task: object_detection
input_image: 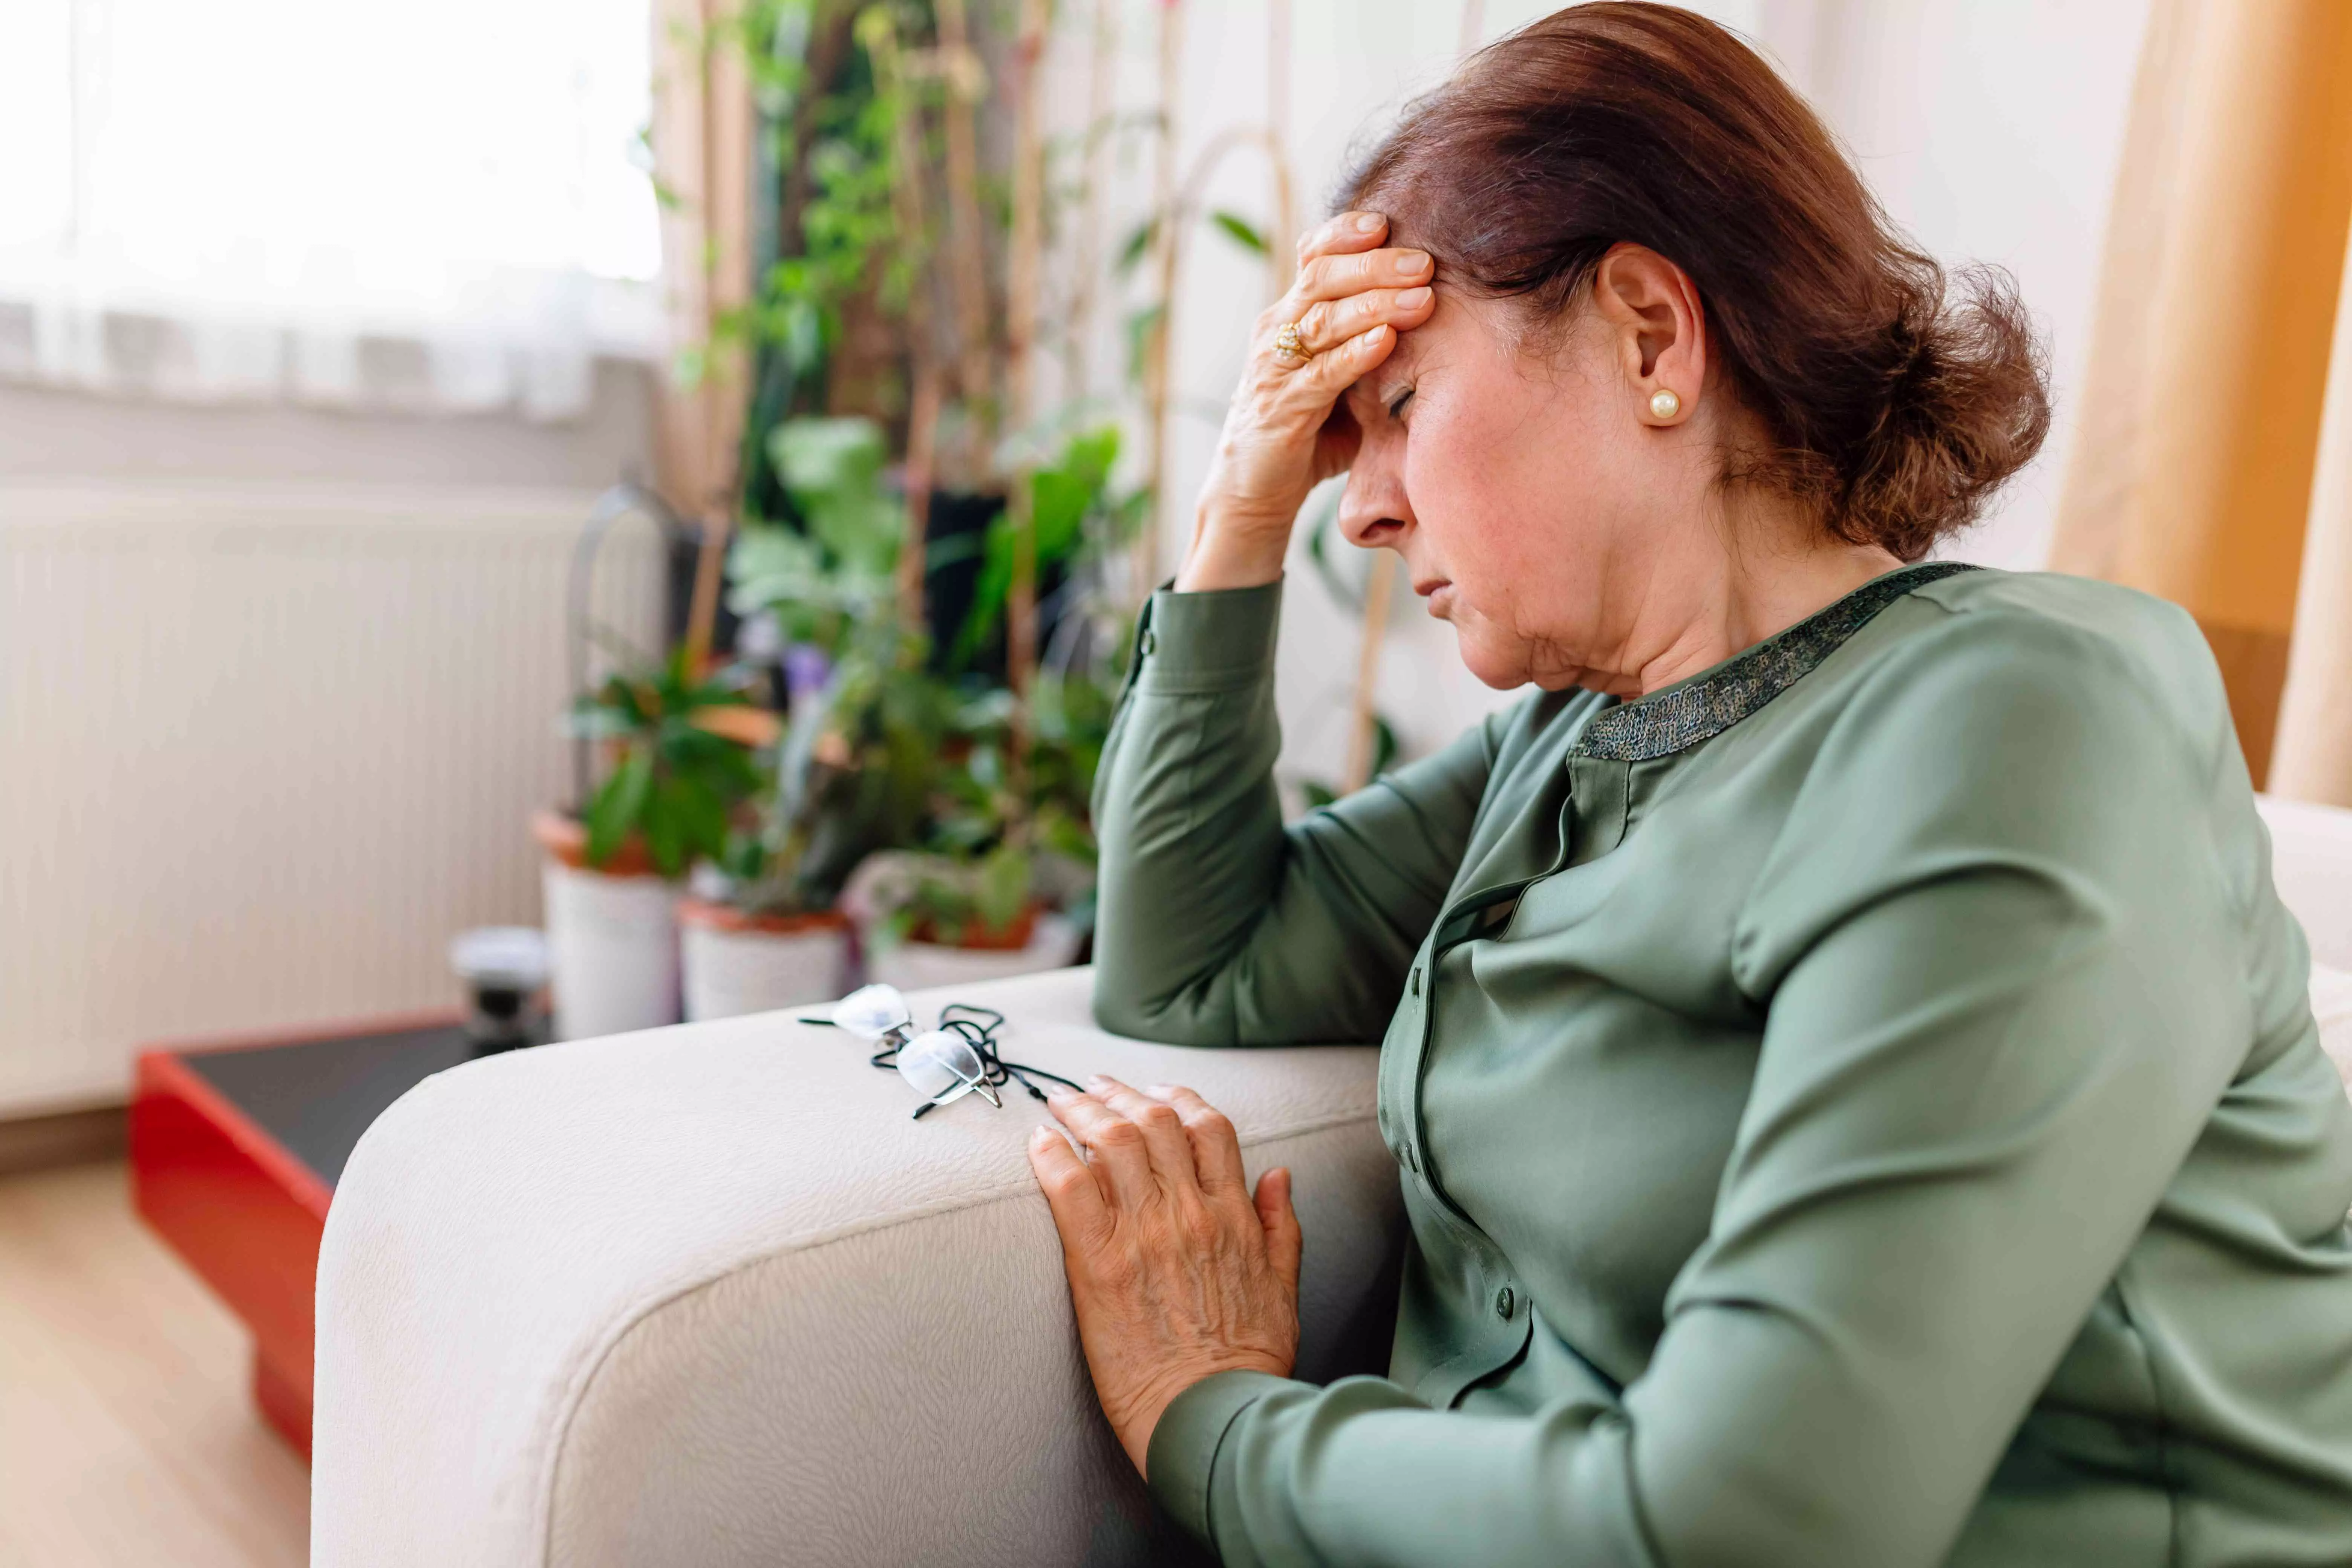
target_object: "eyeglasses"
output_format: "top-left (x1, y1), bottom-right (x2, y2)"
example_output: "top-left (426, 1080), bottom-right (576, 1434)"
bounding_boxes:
top-left (806, 983), bottom-right (1084, 1119)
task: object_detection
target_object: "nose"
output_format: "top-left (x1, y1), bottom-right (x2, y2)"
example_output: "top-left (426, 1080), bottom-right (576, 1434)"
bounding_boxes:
top-left (1337, 432), bottom-right (1413, 551)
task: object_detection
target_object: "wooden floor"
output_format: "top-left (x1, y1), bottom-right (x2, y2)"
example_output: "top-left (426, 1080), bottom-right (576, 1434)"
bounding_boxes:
top-left (0, 1161), bottom-right (308, 1568)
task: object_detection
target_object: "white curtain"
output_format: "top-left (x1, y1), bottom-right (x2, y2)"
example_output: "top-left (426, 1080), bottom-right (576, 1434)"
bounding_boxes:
top-left (0, 0), bottom-right (663, 421)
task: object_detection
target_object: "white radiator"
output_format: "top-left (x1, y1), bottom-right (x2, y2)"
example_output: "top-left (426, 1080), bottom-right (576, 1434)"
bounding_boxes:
top-left (0, 481), bottom-right (666, 1115)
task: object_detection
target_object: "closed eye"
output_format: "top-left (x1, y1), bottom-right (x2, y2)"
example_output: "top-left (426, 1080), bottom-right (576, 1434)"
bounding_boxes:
top-left (1387, 386), bottom-right (1415, 420)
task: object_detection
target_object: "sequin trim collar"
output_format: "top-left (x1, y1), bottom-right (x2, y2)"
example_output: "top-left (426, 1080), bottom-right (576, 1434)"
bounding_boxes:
top-left (1572, 561), bottom-right (1979, 763)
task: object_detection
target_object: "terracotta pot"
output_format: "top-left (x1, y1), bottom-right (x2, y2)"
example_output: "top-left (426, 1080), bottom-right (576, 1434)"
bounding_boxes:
top-left (531, 809), bottom-right (661, 876)
top-left (532, 810), bottom-right (681, 1041)
top-left (676, 898), bottom-right (851, 1022)
top-left (905, 904), bottom-right (1038, 952)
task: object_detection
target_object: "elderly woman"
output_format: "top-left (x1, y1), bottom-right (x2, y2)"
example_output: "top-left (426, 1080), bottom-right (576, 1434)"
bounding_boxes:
top-left (1023, 6), bottom-right (2352, 1565)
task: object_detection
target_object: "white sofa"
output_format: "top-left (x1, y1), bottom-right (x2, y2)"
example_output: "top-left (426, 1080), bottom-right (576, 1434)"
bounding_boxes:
top-left (312, 798), bottom-right (2352, 1568)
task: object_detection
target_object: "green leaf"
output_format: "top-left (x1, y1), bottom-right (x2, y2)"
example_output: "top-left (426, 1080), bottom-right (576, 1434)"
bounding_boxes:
top-left (953, 518), bottom-right (1017, 663)
top-left (662, 771), bottom-right (732, 868)
top-left (771, 415), bottom-right (887, 496)
top-left (976, 842), bottom-right (1031, 931)
top-left (584, 747), bottom-right (654, 868)
top-left (642, 795), bottom-right (688, 879)
top-left (780, 295), bottom-right (824, 382)
top-left (1124, 303), bottom-right (1166, 384)
top-left (1028, 425), bottom-right (1119, 559)
top-left (754, 417), bottom-right (905, 583)
top-left (1116, 216), bottom-right (1160, 276)
top-left (810, 492), bottom-right (903, 577)
top-left (1208, 209), bottom-right (1269, 255)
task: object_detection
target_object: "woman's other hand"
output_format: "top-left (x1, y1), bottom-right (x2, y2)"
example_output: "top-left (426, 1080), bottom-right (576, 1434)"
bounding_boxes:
top-left (1177, 212), bottom-right (1436, 591)
top-left (1027, 1076), bottom-right (1303, 1477)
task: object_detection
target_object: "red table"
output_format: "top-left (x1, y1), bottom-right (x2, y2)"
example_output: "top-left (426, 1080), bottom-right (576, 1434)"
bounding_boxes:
top-left (129, 1013), bottom-right (477, 1458)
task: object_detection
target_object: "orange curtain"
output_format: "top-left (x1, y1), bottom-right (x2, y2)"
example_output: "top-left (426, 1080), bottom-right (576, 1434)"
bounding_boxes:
top-left (2049, 0), bottom-right (2352, 786)
top-left (649, 0), bottom-right (754, 655)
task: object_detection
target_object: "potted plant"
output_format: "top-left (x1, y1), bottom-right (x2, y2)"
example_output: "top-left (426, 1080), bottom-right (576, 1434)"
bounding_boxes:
top-left (680, 416), bottom-right (940, 1017)
top-left (842, 657), bottom-right (1113, 990)
top-left (538, 649), bottom-right (770, 1039)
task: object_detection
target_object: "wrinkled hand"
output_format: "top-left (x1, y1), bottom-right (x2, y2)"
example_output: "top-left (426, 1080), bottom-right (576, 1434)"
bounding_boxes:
top-left (1178, 211), bottom-right (1436, 590)
top-left (1028, 1076), bottom-right (1303, 1477)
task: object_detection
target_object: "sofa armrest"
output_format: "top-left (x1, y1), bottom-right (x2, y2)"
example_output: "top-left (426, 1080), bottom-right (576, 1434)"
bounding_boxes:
top-left (311, 966), bottom-right (1400, 1568)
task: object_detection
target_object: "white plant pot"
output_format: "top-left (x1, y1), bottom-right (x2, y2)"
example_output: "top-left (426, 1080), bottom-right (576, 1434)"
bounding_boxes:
top-left (863, 912), bottom-right (1083, 994)
top-left (534, 813), bottom-right (680, 1041)
top-left (541, 859), bottom-right (681, 1040)
top-left (678, 902), bottom-right (851, 1022)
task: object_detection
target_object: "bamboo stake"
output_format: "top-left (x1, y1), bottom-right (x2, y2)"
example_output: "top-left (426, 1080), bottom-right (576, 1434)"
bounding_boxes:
top-left (870, 15), bottom-right (941, 635)
top-left (1136, 0), bottom-right (1185, 609)
top-left (1062, 0), bottom-right (1120, 401)
top-left (1006, 0), bottom-right (1049, 717)
top-left (682, 0), bottom-right (755, 672)
top-left (900, 373), bottom-right (942, 634)
top-left (1268, 0), bottom-right (1296, 267)
top-left (933, 0), bottom-right (996, 434)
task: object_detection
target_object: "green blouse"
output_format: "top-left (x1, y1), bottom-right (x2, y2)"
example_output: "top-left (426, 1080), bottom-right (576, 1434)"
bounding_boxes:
top-left (1090, 563), bottom-right (2352, 1567)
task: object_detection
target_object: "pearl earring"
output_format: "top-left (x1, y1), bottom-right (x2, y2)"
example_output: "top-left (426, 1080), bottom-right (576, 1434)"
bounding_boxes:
top-left (1649, 388), bottom-right (1681, 421)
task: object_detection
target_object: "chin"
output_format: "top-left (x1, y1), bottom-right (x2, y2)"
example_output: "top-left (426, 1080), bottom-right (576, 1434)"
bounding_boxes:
top-left (1452, 628), bottom-right (1532, 692)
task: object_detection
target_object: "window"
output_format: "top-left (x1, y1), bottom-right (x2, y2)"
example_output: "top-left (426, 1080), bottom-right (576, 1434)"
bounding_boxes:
top-left (0, 0), bottom-right (663, 418)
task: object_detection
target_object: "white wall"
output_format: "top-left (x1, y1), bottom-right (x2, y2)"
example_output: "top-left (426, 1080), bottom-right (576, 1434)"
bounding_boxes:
top-left (0, 358), bottom-right (656, 487)
top-left (1131, 0), bottom-right (2148, 779)
top-left (1765, 0), bottom-right (2151, 574)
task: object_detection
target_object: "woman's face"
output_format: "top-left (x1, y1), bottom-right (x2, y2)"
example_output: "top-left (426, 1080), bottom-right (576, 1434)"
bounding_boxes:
top-left (1333, 273), bottom-right (1718, 696)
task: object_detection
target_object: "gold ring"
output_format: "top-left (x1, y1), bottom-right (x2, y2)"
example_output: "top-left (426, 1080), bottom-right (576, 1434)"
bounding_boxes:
top-left (1273, 321), bottom-right (1310, 364)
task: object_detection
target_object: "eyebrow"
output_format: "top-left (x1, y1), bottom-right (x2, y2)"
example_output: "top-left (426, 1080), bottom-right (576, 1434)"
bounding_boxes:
top-left (1357, 339), bottom-right (1421, 414)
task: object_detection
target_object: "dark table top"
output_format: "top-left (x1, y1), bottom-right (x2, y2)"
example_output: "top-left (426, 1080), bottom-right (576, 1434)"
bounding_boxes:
top-left (179, 1025), bottom-right (489, 1189)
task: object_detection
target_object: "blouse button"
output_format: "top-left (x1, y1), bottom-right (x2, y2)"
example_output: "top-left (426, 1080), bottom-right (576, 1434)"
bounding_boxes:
top-left (1494, 1286), bottom-right (1516, 1320)
top-left (1139, 628), bottom-right (1158, 656)
top-left (1410, 968), bottom-right (1422, 997)
top-left (1402, 1144), bottom-right (1420, 1174)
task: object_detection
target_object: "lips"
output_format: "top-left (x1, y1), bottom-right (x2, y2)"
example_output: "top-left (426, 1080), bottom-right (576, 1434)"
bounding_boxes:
top-left (1413, 577), bottom-right (1448, 597)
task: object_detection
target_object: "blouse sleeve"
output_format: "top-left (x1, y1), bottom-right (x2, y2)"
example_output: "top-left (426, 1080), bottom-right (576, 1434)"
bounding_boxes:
top-left (1089, 577), bottom-right (1494, 1047)
top-left (1147, 606), bottom-right (2258, 1567)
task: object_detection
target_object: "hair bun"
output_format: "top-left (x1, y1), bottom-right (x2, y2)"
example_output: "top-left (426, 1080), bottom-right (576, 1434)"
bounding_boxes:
top-left (1841, 261), bottom-right (2051, 561)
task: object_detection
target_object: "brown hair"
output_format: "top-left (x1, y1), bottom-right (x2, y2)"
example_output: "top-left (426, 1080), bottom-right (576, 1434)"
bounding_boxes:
top-left (1336, 2), bottom-right (2049, 561)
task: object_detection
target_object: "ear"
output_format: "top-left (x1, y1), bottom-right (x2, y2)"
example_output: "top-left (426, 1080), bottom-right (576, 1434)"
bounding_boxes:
top-left (1590, 243), bottom-right (1707, 426)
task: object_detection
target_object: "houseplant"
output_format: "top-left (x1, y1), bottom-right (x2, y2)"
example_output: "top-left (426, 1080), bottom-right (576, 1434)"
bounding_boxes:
top-left (538, 649), bottom-right (770, 1038)
top-left (681, 414), bottom-right (943, 1018)
top-left (686, 5), bottom-right (1149, 1000)
top-left (844, 663), bottom-right (1109, 990)
top-left (843, 425), bottom-right (1128, 988)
